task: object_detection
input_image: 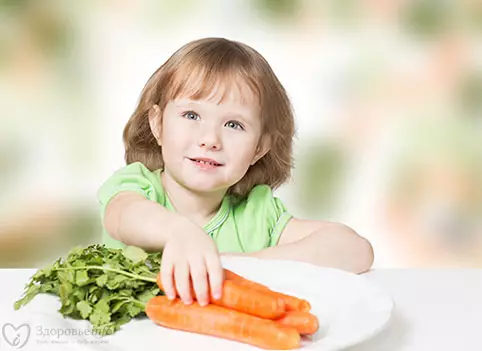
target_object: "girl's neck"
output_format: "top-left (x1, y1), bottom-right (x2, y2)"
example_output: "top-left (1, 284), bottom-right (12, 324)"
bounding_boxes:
top-left (160, 170), bottom-right (227, 228)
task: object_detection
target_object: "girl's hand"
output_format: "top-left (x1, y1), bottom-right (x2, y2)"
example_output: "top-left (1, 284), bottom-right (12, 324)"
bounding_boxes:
top-left (160, 221), bottom-right (223, 306)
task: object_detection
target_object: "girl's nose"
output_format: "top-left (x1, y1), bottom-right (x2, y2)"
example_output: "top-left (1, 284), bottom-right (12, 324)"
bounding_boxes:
top-left (197, 127), bottom-right (222, 150)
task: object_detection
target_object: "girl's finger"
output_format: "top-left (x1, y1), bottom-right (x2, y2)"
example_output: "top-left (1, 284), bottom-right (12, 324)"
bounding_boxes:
top-left (174, 261), bottom-right (192, 304)
top-left (205, 253), bottom-right (224, 300)
top-left (190, 261), bottom-right (209, 306)
top-left (160, 253), bottom-right (175, 300)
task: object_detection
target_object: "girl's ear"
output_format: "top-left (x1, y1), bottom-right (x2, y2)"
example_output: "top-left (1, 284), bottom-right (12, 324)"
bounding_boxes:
top-left (148, 105), bottom-right (162, 146)
top-left (251, 135), bottom-right (271, 165)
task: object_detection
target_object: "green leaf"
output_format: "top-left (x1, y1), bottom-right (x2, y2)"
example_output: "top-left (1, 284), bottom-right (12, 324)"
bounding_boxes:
top-left (111, 299), bottom-right (129, 313)
top-left (126, 304), bottom-right (142, 317)
top-left (123, 246), bottom-right (148, 263)
top-left (106, 275), bottom-right (128, 290)
top-left (60, 302), bottom-right (76, 315)
top-left (87, 285), bottom-right (102, 304)
top-left (75, 270), bottom-right (90, 286)
top-left (115, 314), bottom-right (133, 326)
top-left (137, 287), bottom-right (160, 303)
top-left (95, 298), bottom-right (110, 313)
top-left (58, 270), bottom-right (75, 283)
top-left (72, 287), bottom-right (87, 301)
top-left (76, 301), bottom-right (93, 319)
top-left (89, 307), bottom-right (111, 326)
top-left (72, 259), bottom-right (87, 267)
top-left (88, 291), bottom-right (100, 304)
top-left (14, 285), bottom-right (40, 310)
top-left (101, 290), bottom-right (112, 300)
top-left (93, 322), bottom-right (118, 336)
top-left (59, 282), bottom-right (73, 303)
top-left (40, 282), bottom-right (58, 294)
top-left (41, 263), bottom-right (55, 278)
top-left (122, 279), bottom-right (144, 289)
top-left (116, 289), bottom-right (134, 298)
top-left (96, 274), bottom-right (108, 287)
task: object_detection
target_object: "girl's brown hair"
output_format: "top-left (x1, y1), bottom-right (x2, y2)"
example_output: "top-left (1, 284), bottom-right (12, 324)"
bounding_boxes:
top-left (123, 37), bottom-right (295, 199)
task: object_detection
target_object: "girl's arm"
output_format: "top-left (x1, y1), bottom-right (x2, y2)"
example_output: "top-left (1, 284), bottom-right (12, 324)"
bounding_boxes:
top-left (103, 191), bottom-right (193, 252)
top-left (224, 219), bottom-right (374, 274)
top-left (104, 191), bottom-right (225, 305)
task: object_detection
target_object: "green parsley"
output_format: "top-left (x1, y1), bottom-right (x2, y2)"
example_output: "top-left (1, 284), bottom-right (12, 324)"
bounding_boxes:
top-left (14, 244), bottom-right (163, 335)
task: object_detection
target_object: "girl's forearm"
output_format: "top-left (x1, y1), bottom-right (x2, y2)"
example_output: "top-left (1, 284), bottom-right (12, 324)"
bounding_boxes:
top-left (106, 192), bottom-right (189, 252)
top-left (224, 230), bottom-right (374, 274)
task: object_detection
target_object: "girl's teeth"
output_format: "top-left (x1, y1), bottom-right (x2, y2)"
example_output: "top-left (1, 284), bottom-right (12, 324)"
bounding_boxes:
top-left (197, 160), bottom-right (215, 166)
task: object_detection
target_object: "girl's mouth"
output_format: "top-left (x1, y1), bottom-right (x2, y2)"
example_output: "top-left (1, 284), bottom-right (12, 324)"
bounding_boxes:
top-left (188, 157), bottom-right (224, 169)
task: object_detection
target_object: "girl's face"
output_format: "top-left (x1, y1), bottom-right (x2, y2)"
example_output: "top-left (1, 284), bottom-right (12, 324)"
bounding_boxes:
top-left (150, 87), bottom-right (269, 194)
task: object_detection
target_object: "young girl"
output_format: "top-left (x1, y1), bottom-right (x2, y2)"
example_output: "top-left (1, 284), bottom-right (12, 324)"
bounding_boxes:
top-left (98, 37), bottom-right (374, 307)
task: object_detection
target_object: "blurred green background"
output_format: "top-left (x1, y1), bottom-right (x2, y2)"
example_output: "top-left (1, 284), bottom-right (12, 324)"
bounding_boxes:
top-left (1, 0), bottom-right (481, 268)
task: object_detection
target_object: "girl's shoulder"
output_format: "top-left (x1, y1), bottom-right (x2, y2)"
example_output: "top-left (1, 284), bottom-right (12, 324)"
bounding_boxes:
top-left (97, 161), bottom-right (165, 207)
top-left (106, 161), bottom-right (162, 184)
top-left (245, 184), bottom-right (274, 202)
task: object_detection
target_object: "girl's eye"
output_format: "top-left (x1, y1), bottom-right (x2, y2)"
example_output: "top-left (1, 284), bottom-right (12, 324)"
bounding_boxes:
top-left (182, 111), bottom-right (200, 120)
top-left (225, 120), bottom-right (244, 130)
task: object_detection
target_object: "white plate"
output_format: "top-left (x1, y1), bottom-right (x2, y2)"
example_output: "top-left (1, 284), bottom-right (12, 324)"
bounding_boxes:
top-left (220, 256), bottom-right (394, 351)
top-left (8, 257), bottom-right (393, 351)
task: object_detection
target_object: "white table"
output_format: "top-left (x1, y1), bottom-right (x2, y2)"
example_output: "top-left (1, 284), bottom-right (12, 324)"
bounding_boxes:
top-left (1, 268), bottom-right (481, 351)
top-left (347, 269), bottom-right (482, 351)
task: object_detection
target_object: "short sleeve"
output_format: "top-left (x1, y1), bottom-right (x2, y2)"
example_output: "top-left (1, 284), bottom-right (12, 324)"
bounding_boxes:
top-left (97, 162), bottom-right (162, 209)
top-left (233, 185), bottom-right (293, 252)
top-left (97, 162), bottom-right (164, 248)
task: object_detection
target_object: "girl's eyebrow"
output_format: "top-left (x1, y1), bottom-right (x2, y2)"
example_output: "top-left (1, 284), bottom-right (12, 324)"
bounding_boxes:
top-left (173, 101), bottom-right (199, 108)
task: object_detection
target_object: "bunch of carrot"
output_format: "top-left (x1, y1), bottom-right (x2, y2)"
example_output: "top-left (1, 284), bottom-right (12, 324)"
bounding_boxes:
top-left (145, 269), bottom-right (319, 350)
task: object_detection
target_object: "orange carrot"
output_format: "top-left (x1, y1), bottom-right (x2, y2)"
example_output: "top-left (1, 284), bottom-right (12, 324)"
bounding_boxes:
top-left (156, 274), bottom-right (286, 319)
top-left (224, 269), bottom-right (271, 292)
top-left (146, 296), bottom-right (301, 350)
top-left (269, 291), bottom-right (311, 313)
top-left (224, 270), bottom-right (311, 312)
top-left (276, 311), bottom-right (319, 335)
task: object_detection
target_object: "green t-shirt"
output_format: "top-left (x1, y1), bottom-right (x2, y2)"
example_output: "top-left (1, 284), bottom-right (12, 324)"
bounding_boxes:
top-left (97, 162), bottom-right (293, 253)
